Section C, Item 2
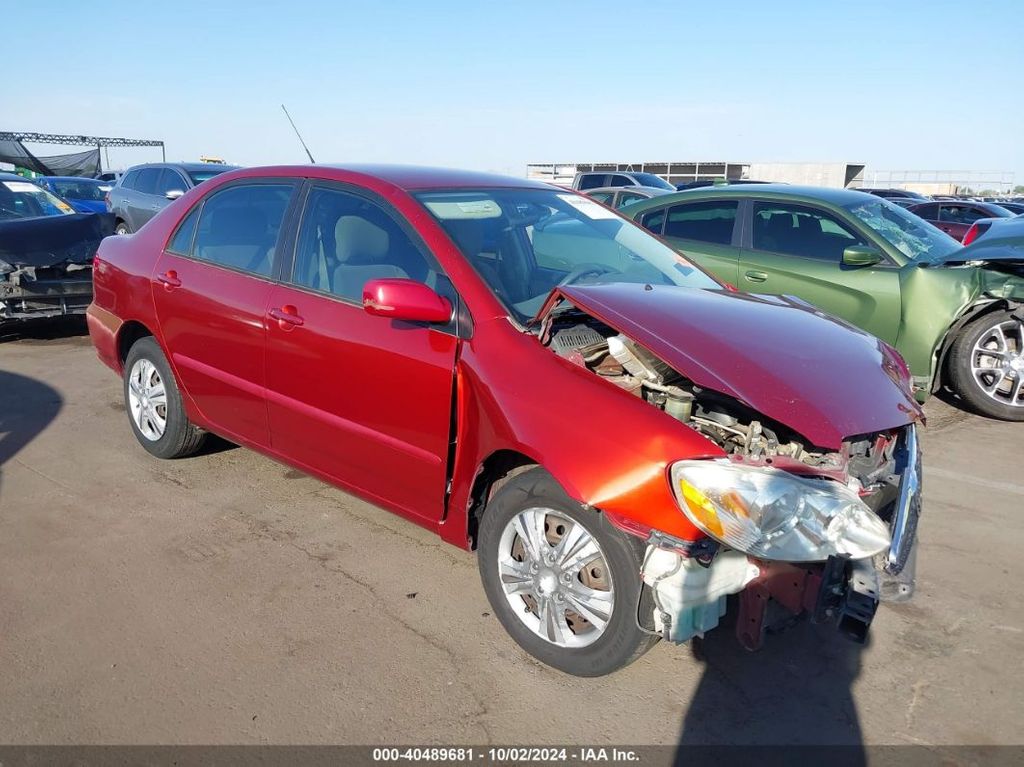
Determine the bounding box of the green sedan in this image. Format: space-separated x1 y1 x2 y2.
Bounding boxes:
623 185 1024 420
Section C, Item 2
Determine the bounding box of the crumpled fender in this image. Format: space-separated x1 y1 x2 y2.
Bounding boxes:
441 320 722 549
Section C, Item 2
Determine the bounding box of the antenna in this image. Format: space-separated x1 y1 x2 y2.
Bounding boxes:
281 104 315 164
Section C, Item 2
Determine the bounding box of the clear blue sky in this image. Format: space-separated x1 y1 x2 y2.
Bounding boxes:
8 0 1024 182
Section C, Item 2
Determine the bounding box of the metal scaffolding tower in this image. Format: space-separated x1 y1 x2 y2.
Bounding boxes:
0 131 165 160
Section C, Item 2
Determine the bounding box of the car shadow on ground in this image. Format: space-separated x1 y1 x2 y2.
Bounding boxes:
193 434 239 457
0 316 89 345
0 370 63 502
674 607 866 764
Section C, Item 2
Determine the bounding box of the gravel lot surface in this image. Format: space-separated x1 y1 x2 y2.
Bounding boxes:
1 321 1021 747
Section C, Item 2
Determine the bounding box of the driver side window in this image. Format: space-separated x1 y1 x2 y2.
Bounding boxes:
752 202 866 262
291 186 439 303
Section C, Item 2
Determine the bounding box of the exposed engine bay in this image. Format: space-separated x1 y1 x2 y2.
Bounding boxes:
542 307 900 495
541 303 917 649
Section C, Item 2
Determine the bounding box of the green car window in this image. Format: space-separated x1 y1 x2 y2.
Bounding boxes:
664 201 739 245
752 202 864 262
846 198 960 262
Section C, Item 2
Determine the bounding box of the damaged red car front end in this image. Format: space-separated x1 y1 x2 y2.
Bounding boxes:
521 282 923 651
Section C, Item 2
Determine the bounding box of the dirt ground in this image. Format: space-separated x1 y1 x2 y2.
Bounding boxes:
1 320 1021 747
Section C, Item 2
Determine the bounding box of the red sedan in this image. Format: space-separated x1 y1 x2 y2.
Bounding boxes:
88 165 923 676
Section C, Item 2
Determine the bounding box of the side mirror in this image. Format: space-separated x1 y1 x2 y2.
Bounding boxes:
165 189 185 201
842 245 883 267
362 278 453 324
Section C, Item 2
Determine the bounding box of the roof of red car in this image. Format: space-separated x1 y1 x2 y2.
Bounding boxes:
236 164 555 191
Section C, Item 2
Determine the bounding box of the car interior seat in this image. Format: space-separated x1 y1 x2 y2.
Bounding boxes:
332 215 408 301
758 212 795 253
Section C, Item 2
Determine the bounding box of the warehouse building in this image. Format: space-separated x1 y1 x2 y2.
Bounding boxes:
526 161 866 188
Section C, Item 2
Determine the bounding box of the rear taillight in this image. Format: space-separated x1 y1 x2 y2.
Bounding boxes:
104 191 111 210
962 222 991 246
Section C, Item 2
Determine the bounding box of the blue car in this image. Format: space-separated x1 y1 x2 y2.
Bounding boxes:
34 176 113 214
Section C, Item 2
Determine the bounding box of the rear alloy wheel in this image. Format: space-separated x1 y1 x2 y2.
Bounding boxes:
114 221 131 235
478 468 657 676
123 337 206 458
949 310 1024 420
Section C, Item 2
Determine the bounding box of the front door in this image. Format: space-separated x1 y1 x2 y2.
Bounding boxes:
151 180 297 447
265 183 459 521
738 200 902 344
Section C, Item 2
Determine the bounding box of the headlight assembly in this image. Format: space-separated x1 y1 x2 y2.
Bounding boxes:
670 460 891 562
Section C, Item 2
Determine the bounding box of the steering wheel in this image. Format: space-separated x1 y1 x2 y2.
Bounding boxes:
557 262 619 287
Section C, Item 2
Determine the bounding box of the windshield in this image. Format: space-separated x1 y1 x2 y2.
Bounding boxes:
0 179 76 220
630 173 675 190
187 167 233 185
51 179 110 202
416 188 720 323
846 198 961 262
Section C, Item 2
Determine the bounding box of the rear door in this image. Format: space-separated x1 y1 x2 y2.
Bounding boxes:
638 199 742 284
264 182 459 522
737 200 902 343
151 179 298 448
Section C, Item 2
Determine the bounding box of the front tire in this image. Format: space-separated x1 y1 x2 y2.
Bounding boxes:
123 337 206 458
114 220 131 235
948 310 1024 420
477 468 658 676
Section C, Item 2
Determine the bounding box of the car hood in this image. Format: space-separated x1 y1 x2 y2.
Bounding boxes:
938 243 1024 267
538 283 922 449
0 212 115 270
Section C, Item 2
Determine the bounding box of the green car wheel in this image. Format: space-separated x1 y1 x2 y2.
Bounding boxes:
948 310 1024 421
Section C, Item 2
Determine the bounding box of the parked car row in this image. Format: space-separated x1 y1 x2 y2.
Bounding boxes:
87 163 926 676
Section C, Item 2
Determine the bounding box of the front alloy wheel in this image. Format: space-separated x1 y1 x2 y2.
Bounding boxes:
478 468 657 676
497 507 615 648
949 310 1024 420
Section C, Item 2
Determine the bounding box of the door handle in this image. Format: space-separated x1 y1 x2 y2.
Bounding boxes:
268 305 304 329
744 270 768 283
156 270 181 289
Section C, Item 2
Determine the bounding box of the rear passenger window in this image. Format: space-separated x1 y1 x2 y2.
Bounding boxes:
640 209 666 235
291 186 438 302
166 206 200 254
576 174 607 191
609 175 633 187
191 183 295 277
663 201 738 245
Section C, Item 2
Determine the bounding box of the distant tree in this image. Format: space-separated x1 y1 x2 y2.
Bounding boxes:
1014 185 1024 194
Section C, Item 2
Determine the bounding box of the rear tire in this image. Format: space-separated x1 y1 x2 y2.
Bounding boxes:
123 337 206 458
114 220 131 235
948 309 1024 420
477 467 658 676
